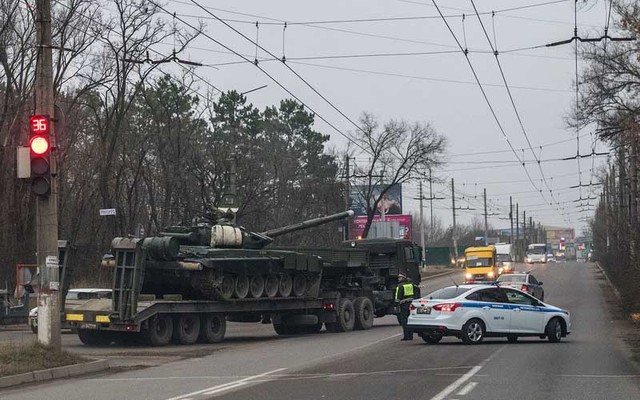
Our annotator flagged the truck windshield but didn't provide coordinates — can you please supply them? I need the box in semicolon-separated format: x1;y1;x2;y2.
496;254;512;262
465;257;493;267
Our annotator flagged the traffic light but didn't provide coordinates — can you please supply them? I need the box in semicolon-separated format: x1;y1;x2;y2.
29;115;51;197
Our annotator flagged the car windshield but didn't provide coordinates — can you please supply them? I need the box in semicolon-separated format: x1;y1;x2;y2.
66;290;111;300
425;287;471;300
465;257;493;267
497;275;527;283
496;254;512;262
527;247;546;254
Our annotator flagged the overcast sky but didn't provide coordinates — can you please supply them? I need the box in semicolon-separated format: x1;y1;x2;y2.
150;0;617;235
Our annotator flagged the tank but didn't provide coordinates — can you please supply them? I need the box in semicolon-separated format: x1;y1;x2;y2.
108;210;354;301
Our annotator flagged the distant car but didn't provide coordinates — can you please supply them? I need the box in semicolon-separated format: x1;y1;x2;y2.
547;254;556;263
407;284;570;345
29;288;111;333
497;273;544;301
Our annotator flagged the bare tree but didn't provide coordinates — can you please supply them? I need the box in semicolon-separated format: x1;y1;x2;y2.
350;112;446;238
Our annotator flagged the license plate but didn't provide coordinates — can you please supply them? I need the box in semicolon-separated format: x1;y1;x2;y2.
417;307;431;314
80;323;97;329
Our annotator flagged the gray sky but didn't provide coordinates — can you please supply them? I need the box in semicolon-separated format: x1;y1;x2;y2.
152;0;615;234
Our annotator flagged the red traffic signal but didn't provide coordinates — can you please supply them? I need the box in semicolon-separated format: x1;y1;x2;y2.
29;115;51;197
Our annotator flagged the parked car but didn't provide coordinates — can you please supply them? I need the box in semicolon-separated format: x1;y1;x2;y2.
29;288;111;333
496;273;545;301
407;284;570;345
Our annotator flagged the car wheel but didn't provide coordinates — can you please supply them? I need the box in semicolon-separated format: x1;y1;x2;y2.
419;333;443;344
461;318;485;345
507;334;518;343
545;318;563;343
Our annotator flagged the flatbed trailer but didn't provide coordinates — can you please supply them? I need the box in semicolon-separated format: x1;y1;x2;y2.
65;239;381;346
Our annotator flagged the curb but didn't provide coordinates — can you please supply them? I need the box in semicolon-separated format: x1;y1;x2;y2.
0;359;109;389
594;261;622;301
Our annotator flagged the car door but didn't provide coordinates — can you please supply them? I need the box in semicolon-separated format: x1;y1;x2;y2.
474;288;510;333
504;288;545;333
528;275;542;300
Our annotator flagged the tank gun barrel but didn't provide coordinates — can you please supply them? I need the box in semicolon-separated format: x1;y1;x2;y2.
261;210;354;238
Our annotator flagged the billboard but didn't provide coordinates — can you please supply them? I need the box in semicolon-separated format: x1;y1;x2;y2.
350;214;412;241
350;183;402;216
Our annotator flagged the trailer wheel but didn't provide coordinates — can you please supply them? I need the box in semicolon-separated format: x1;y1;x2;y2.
279;274;293;297
354;297;374;330
292;273;307;297
326;298;355;333
77;329;113;346
235;274;250;299
264;274;279;298
199;314;226;343
173;314;201;345
273;322;294;335
146;314;173;346
249;275;265;298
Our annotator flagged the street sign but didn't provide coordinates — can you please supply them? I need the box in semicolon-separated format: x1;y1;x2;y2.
99;208;117;216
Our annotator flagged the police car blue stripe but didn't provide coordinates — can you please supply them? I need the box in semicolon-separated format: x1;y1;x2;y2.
459;302;564;313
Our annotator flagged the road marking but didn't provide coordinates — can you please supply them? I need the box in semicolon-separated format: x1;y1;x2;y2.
456;382;478;396
430;345;506;400
165;368;286;400
557;374;640;378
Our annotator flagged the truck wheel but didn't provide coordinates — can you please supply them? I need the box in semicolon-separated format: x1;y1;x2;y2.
292;273;307;297
249;275;265;298
234;274;250;299
331;298;355;333
146;314;173;346
173;314;201;345
264;274;279;298
279;274;293;297
77;329;113;346
199;314;226;343
354;297;374;330
218;275;235;300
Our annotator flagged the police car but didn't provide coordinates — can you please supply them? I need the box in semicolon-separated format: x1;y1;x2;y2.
407;284;571;345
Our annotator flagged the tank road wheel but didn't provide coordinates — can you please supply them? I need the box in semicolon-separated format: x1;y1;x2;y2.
146;314;174;346
217;275;235;300
326;298;355;333
264;274;279;298
173;314;201;345
279;274;293;298
292;273;307;297
199;314;226;343
354;297;375;330
249;275;265;298
234;274;250;299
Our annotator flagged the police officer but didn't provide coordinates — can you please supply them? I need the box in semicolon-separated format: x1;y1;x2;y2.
395;273;421;341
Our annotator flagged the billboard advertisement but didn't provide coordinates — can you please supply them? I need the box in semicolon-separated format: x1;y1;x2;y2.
350;183;403;216
350;214;412;241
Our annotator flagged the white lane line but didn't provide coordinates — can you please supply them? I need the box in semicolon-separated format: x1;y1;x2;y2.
430;345;506;400
165;368;286;400
456;382;478;396
557;374;640;378
430;366;482;400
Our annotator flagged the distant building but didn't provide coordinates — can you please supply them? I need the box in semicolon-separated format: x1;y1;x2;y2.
546;226;575;253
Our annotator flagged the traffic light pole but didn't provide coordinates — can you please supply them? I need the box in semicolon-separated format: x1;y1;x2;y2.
35;0;61;350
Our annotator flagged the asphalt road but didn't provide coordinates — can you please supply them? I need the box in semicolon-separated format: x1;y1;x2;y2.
2;262;639;400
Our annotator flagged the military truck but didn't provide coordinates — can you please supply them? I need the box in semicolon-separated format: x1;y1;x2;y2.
64;211;421;346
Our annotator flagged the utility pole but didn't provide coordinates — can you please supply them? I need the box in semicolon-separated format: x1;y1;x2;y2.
429;168;434;242
523;211;527;247
35;0;61;350
529;216;533;243
451;178;458;264
483;188;488;246
419;181;425;267
344;155;350;240
516;203;520;261
509;196;514;245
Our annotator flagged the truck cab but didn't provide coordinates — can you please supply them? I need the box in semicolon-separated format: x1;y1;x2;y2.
464;246;500;283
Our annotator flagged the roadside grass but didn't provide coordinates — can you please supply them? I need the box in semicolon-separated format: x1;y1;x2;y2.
0;342;85;377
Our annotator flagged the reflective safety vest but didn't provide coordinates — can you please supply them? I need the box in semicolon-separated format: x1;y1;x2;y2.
395;283;414;300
